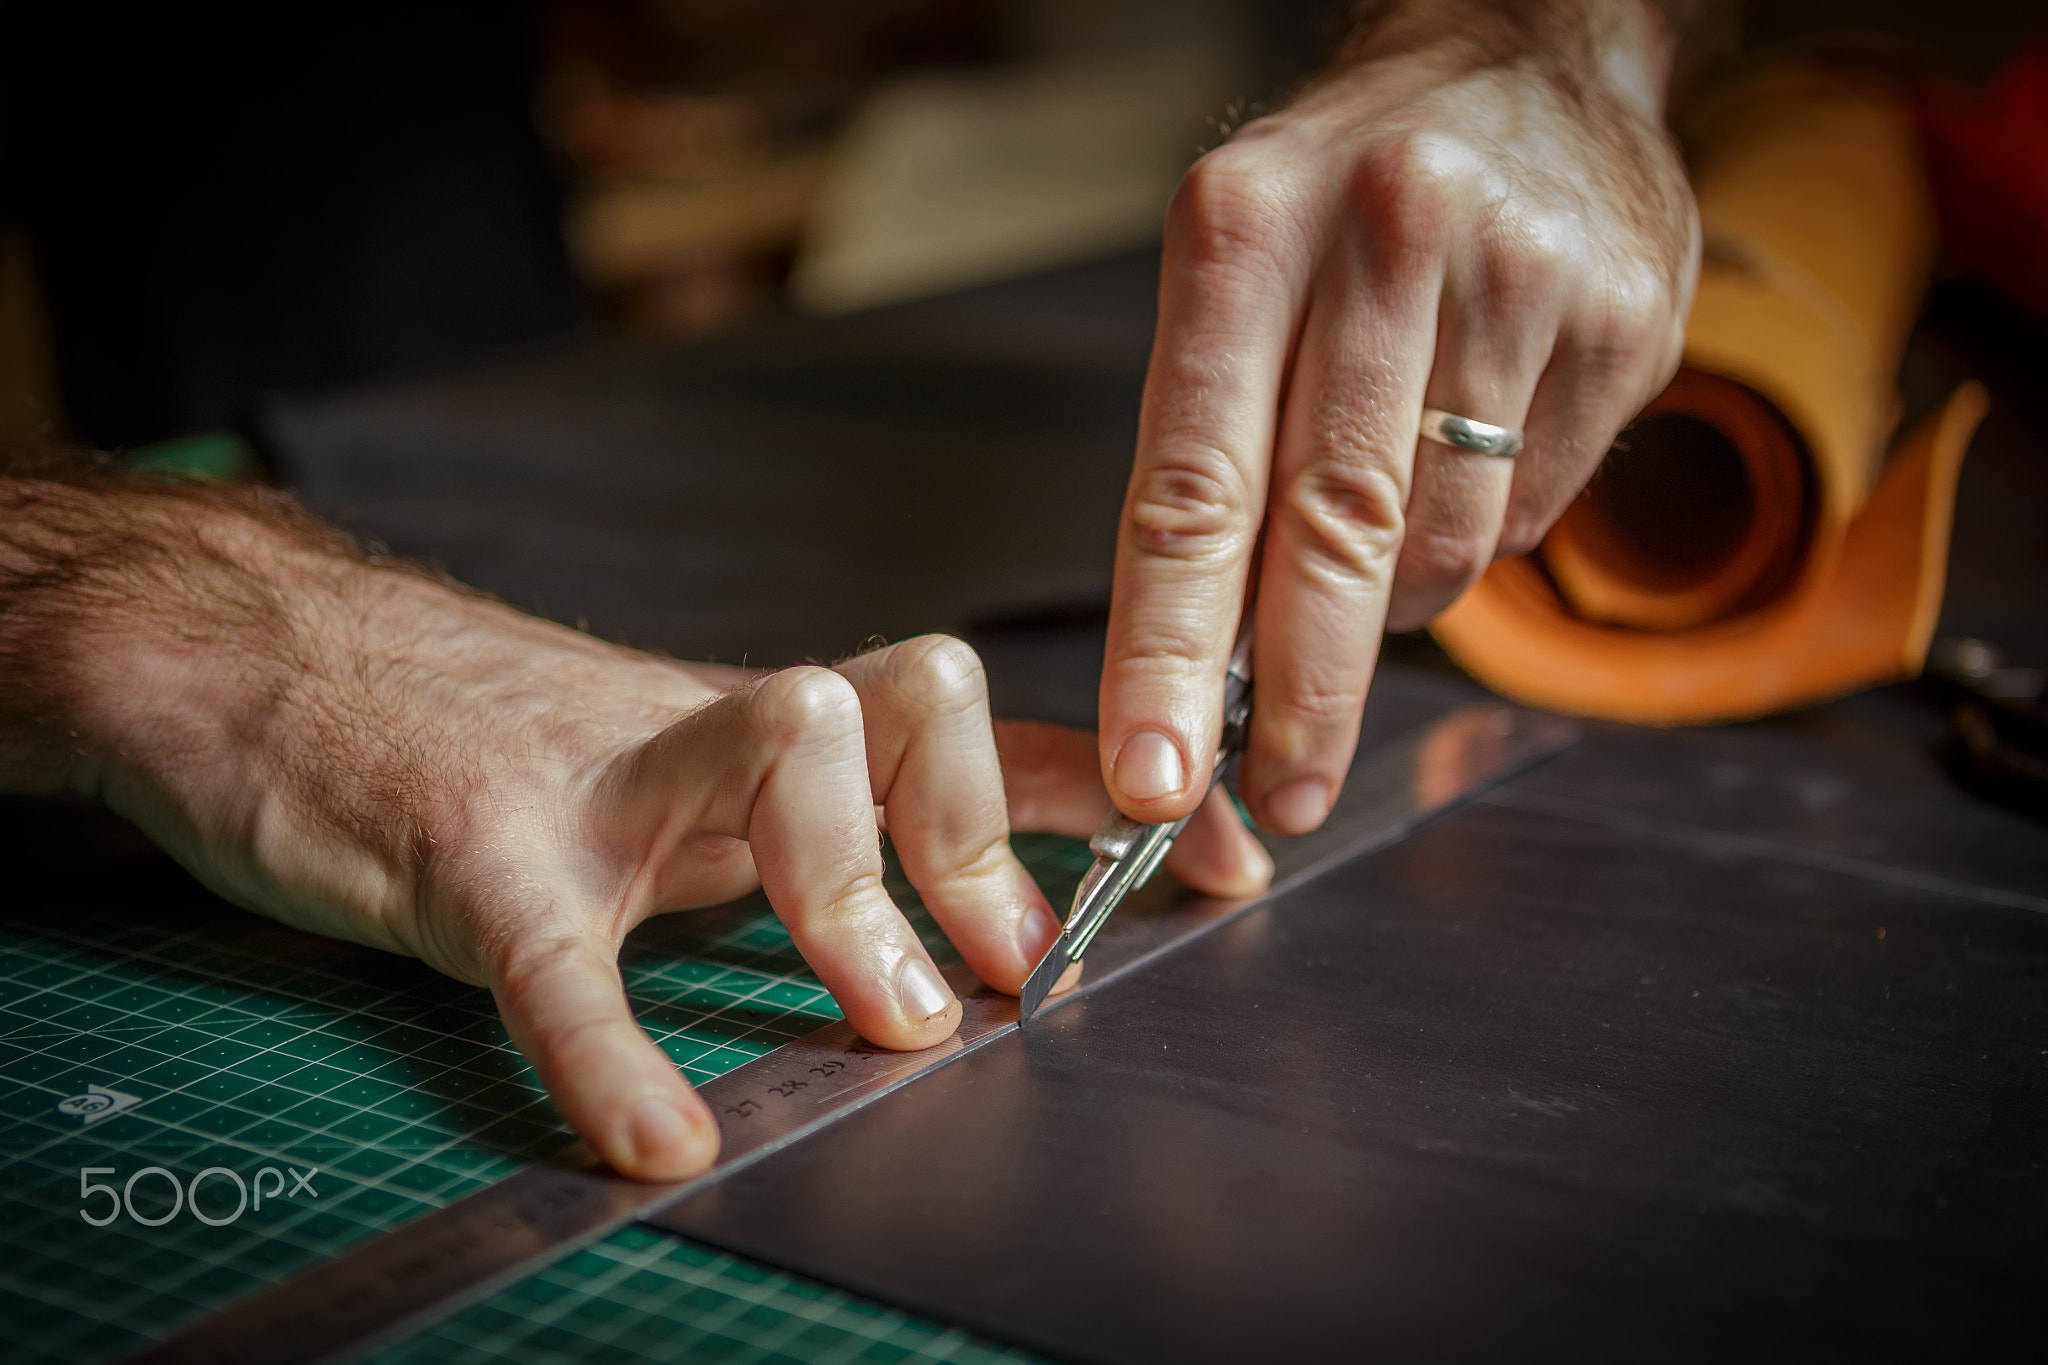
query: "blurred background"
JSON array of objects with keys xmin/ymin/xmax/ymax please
[
  {"xmin": 0, "ymin": 0, "xmax": 2041, "ymax": 457},
  {"xmin": 0, "ymin": 0, "xmax": 1322, "ymax": 453}
]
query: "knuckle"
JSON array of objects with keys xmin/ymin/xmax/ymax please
[
  {"xmin": 750, "ymin": 665, "xmax": 862, "ymax": 741},
  {"xmin": 1477, "ymin": 234, "xmax": 1566, "ymax": 313},
  {"xmin": 1499, "ymin": 474, "xmax": 1589, "ymax": 556},
  {"xmin": 1280, "ymin": 459, "xmax": 1406, "ymax": 586},
  {"xmin": 493, "ymin": 930, "xmax": 599, "ymax": 1000},
  {"xmin": 1651, "ymin": 317, "xmax": 1687, "ymax": 391},
  {"xmin": 884, "ymin": 633, "xmax": 988, "ymax": 713},
  {"xmin": 1574, "ymin": 278, "xmax": 1669, "ymax": 373},
  {"xmin": 955, "ymin": 840, "xmax": 1023, "ymax": 900},
  {"xmin": 1271, "ymin": 677, "xmax": 1362, "ymax": 733},
  {"xmin": 809, "ymin": 863, "xmax": 893, "ymax": 930},
  {"xmin": 1346, "ymin": 134, "xmax": 1455, "ymax": 268},
  {"xmin": 1250, "ymin": 676, "xmax": 1367, "ymax": 775},
  {"xmin": 533, "ymin": 1005, "xmax": 626, "ymax": 1065},
  {"xmin": 1124, "ymin": 449, "xmax": 1256, "ymax": 566},
  {"xmin": 1398, "ymin": 523, "xmax": 1490, "ymax": 595},
  {"xmin": 1572, "ymin": 327, "xmax": 1645, "ymax": 384},
  {"xmin": 1169, "ymin": 153, "xmax": 1295, "ymax": 272},
  {"xmin": 1494, "ymin": 515, "xmax": 1551, "ymax": 561}
]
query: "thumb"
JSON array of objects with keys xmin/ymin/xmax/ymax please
[{"xmin": 491, "ymin": 932, "xmax": 719, "ymax": 1180}]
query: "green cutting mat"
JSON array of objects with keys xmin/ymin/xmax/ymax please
[
  {"xmin": 1, "ymin": 833, "xmax": 1090, "ymax": 1365},
  {"xmin": 374, "ymin": 1224, "xmax": 1034, "ymax": 1365}
]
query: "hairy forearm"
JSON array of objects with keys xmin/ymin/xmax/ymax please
[
  {"xmin": 0, "ymin": 468, "xmax": 473, "ymax": 814},
  {"xmin": 0, "ymin": 459, "xmax": 714, "ymax": 933},
  {"xmin": 0, "ymin": 470, "xmax": 341, "ymax": 793}
]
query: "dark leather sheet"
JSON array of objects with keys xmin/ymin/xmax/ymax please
[{"xmin": 654, "ymin": 762, "xmax": 2047, "ymax": 1362}]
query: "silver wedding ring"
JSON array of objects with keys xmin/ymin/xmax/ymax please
[{"xmin": 1419, "ymin": 407, "xmax": 1523, "ymax": 459}]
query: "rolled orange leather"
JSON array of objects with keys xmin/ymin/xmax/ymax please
[{"xmin": 1432, "ymin": 62, "xmax": 1989, "ymax": 726}]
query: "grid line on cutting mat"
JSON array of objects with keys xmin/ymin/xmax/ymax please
[
  {"xmin": 1, "ymin": 831, "xmax": 1089, "ymax": 1365},
  {"xmin": 373, "ymin": 1224, "xmax": 1040, "ymax": 1365}
]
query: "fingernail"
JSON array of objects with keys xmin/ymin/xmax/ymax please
[
  {"xmin": 896, "ymin": 956, "xmax": 955, "ymax": 1022},
  {"xmin": 1263, "ymin": 778, "xmax": 1332, "ymax": 834},
  {"xmin": 1114, "ymin": 729, "xmax": 1186, "ymax": 802},
  {"xmin": 1015, "ymin": 897, "xmax": 1062, "ymax": 966},
  {"xmin": 1240, "ymin": 827, "xmax": 1276, "ymax": 884},
  {"xmin": 627, "ymin": 1094, "xmax": 693, "ymax": 1175}
]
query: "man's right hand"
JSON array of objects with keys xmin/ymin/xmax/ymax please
[
  {"xmin": 1099, "ymin": 0, "xmax": 1700, "ymax": 835},
  {"xmin": 0, "ymin": 474, "xmax": 1272, "ymax": 1180}
]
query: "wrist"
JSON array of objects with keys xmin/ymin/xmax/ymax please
[{"xmin": 1324, "ymin": 0, "xmax": 1679, "ymax": 124}]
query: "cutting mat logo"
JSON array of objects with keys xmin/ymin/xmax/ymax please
[{"xmin": 57, "ymin": 1084, "xmax": 146, "ymax": 1125}]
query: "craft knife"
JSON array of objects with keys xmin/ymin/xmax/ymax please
[{"xmin": 1017, "ymin": 630, "xmax": 1255, "ymax": 1021}]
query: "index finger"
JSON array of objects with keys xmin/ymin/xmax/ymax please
[
  {"xmin": 610, "ymin": 666, "xmax": 962, "ymax": 1053},
  {"xmin": 1099, "ymin": 145, "xmax": 1316, "ymax": 823},
  {"xmin": 834, "ymin": 635, "xmax": 1061, "ymax": 995}
]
